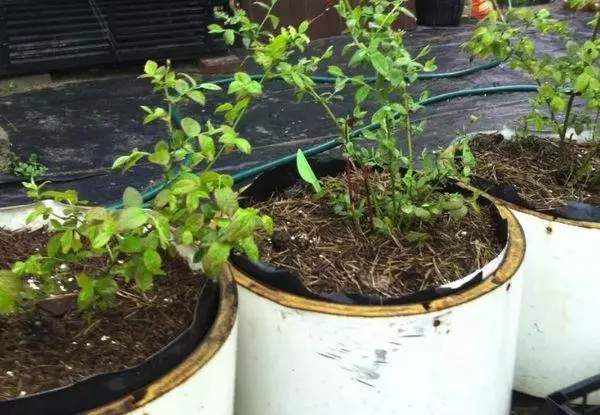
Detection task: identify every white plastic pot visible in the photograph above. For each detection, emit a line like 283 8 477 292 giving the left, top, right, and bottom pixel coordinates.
0 202 238 415
501 204 600 402
232 204 525 415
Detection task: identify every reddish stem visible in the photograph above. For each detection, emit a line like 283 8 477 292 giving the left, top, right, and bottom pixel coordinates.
361 167 376 231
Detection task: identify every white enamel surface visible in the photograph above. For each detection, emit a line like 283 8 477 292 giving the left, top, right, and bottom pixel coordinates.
235 252 523 415
0 203 237 415
128 321 238 415
512 209 600 402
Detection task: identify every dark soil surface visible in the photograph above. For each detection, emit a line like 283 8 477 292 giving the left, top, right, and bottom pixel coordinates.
471 132 600 210
0 228 207 400
256 175 503 298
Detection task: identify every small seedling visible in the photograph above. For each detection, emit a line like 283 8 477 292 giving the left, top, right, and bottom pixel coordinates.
11 153 47 179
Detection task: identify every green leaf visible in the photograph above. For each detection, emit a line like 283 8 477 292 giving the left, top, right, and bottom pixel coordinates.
199 134 215 161
112 155 130 170
216 103 234 113
144 60 158 75
199 83 222 91
550 96 566 111
449 205 468 220
241 237 259 261
181 230 193 245
202 242 231 279
94 277 118 298
214 187 239 217
234 138 252 154
123 187 143 208
442 195 464 211
261 215 274 235
224 211 256 242
328 65 344 77
120 236 143 253
181 117 201 137
401 204 415 215
208 23 224 33
296 149 321 193
415 207 431 220
117 207 149 231
299 20 309 33
172 178 198 195
86 207 109 222
26 203 47 224
255 1 270 10
76 274 94 310
355 85 370 104
143 249 162 272
370 51 389 77
47 234 61 257
575 73 590 92
0 271 22 314
148 149 170 166
92 232 112 249
60 230 73 254
187 90 206 106
224 29 235 45
153 189 171 209
245 81 262 96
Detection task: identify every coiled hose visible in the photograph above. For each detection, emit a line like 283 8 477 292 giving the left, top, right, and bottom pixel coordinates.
108 60 540 209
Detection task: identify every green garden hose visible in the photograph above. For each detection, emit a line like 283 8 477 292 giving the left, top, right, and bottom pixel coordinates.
199 59 501 86
230 84 538 183
108 61 540 210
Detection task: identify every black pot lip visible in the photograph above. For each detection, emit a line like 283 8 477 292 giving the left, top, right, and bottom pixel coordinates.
0 203 238 414
232 196 525 317
465 130 600 229
91 265 238 414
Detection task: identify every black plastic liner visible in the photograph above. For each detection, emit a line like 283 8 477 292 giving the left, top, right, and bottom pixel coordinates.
0 280 219 415
545 374 600 414
416 0 466 27
470 175 600 223
233 158 509 307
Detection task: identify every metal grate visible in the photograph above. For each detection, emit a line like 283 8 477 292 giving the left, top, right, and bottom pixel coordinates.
0 0 226 76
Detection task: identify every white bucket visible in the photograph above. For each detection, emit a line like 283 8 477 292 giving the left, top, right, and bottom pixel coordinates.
509 208 600 402
0 202 238 415
462 130 600 400
232 204 525 415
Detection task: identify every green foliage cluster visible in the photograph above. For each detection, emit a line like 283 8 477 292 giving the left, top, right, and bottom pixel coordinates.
11 153 47 179
0 0 321 314
290 0 476 238
466 0 600 182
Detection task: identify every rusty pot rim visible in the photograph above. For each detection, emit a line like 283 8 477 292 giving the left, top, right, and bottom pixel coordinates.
464 130 600 230
231 201 525 318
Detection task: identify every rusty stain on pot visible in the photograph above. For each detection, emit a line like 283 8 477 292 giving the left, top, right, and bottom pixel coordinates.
87 265 238 415
506 283 511 292
433 319 441 327
546 225 553 234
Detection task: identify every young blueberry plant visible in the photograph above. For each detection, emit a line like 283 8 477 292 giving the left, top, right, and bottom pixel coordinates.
11 153 48 179
466 0 600 181
0 2 316 314
282 0 476 239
